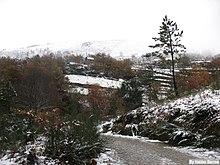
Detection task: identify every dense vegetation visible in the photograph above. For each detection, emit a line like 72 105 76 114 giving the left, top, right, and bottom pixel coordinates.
0 53 145 163
0 55 103 164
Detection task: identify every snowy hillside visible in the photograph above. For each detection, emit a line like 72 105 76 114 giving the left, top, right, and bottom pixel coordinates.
101 89 220 149
0 40 149 59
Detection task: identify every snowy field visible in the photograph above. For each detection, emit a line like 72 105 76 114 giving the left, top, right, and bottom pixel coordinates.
66 74 123 89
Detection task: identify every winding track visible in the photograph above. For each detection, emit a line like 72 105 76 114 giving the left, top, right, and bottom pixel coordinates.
103 135 198 165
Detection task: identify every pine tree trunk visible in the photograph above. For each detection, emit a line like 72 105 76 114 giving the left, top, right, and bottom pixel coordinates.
169 31 178 97
171 52 178 96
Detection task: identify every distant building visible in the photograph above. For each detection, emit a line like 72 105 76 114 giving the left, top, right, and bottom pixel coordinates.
85 56 94 68
190 60 211 68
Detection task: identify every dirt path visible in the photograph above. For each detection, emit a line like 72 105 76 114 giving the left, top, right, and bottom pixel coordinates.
103 135 198 165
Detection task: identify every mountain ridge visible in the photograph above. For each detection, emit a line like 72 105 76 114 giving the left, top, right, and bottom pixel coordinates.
0 40 149 59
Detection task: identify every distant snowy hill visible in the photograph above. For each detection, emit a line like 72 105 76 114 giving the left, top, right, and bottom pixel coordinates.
0 40 149 59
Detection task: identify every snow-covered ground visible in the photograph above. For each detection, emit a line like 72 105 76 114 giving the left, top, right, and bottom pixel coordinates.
145 89 220 124
167 89 220 112
0 145 124 165
66 74 123 89
95 148 125 165
0 135 124 165
0 148 123 165
0 136 56 165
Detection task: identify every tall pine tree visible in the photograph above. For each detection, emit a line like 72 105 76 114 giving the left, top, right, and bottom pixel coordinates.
149 15 186 96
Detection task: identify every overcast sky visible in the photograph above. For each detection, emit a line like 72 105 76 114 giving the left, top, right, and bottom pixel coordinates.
0 0 219 54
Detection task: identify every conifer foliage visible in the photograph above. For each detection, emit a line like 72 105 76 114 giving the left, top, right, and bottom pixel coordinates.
118 78 143 110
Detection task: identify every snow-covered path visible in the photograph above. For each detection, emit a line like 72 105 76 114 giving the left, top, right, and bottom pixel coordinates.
103 135 200 165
